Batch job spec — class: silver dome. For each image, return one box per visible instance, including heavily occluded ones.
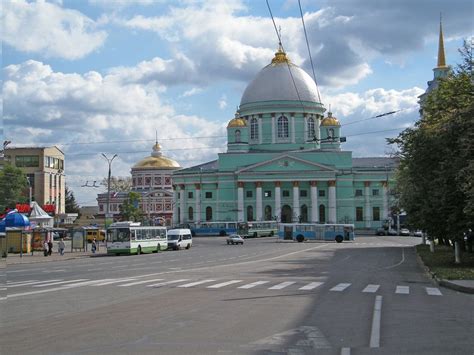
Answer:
[240,62,320,106]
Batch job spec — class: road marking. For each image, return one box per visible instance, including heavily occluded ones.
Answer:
[43,269,66,273]
[362,284,380,293]
[369,295,383,348]
[147,279,190,287]
[384,248,406,269]
[238,281,269,289]
[268,281,296,290]
[33,279,88,288]
[395,286,409,294]
[341,347,351,355]
[207,280,243,288]
[92,278,137,286]
[426,287,442,296]
[118,279,164,287]
[178,279,216,288]
[6,280,62,288]
[330,283,351,292]
[299,282,324,290]
[6,280,105,299]
[6,279,38,284]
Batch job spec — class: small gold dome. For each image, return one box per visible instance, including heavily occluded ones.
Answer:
[271,45,291,65]
[132,143,181,170]
[227,118,247,128]
[321,112,341,126]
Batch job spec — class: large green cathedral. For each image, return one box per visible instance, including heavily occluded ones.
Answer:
[172,46,398,230]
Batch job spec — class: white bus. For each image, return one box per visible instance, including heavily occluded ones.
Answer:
[237,221,278,238]
[107,221,168,255]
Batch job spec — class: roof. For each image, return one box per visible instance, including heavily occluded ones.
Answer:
[173,160,218,174]
[352,157,399,169]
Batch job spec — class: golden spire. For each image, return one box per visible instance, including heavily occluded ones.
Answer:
[271,26,290,65]
[437,14,447,68]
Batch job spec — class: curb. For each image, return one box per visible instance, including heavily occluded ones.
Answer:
[4,253,109,265]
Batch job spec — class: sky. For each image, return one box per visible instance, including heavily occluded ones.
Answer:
[2,0,473,206]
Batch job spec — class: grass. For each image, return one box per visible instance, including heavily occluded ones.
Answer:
[416,244,474,280]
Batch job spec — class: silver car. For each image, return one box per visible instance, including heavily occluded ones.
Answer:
[226,234,244,245]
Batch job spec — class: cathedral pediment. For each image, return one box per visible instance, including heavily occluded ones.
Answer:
[236,154,337,174]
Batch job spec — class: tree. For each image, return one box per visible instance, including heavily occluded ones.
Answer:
[0,164,28,212]
[119,191,143,222]
[101,176,132,192]
[65,186,80,214]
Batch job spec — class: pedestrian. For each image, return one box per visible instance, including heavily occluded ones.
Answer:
[58,238,65,256]
[91,238,97,254]
[43,240,49,257]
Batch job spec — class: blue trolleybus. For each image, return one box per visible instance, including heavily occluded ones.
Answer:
[278,223,355,243]
[187,222,238,236]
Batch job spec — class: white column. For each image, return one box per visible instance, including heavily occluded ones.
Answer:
[275,182,281,222]
[256,182,263,221]
[304,115,308,141]
[292,182,300,222]
[237,182,244,222]
[291,115,296,143]
[215,183,220,221]
[328,181,336,223]
[365,181,371,228]
[310,181,318,222]
[179,184,186,223]
[271,116,276,143]
[172,186,178,226]
[195,184,201,224]
[258,117,263,144]
[382,182,389,220]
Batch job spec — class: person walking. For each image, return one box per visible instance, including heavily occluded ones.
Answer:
[91,238,97,254]
[43,239,49,257]
[58,238,65,256]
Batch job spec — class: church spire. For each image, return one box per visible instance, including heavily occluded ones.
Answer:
[437,14,447,68]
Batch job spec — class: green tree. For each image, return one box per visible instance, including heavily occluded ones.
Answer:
[0,164,28,212]
[65,186,80,214]
[119,191,143,222]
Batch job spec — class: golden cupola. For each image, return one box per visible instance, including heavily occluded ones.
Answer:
[132,142,181,170]
[321,111,341,126]
[227,111,247,128]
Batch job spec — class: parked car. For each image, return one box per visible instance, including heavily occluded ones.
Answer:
[413,230,424,237]
[387,229,398,236]
[400,228,411,236]
[375,228,386,236]
[226,234,244,245]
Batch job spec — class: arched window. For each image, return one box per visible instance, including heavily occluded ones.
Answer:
[319,204,326,223]
[250,118,259,140]
[300,205,308,223]
[327,128,335,139]
[265,205,272,220]
[277,116,289,138]
[188,206,194,221]
[206,207,212,221]
[247,206,254,221]
[307,117,315,140]
[235,130,241,143]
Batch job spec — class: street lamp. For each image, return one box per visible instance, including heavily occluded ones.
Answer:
[101,153,117,229]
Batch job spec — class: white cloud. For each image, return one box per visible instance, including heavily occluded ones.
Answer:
[218,94,228,110]
[3,0,107,60]
[181,87,203,97]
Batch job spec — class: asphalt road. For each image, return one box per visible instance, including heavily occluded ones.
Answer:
[1,236,473,355]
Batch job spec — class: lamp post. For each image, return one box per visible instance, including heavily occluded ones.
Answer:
[101,153,117,229]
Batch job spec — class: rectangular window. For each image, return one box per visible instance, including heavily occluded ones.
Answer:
[205,192,212,199]
[372,189,379,196]
[282,190,290,197]
[246,191,253,198]
[318,190,325,197]
[188,192,193,199]
[264,190,272,198]
[356,207,364,221]
[300,190,307,197]
[16,155,39,167]
[355,189,363,197]
[373,207,380,221]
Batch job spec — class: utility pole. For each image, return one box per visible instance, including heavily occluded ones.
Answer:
[102,153,117,229]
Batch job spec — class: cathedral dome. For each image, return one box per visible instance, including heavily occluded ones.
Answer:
[132,143,181,170]
[321,112,340,126]
[227,118,247,128]
[240,48,320,106]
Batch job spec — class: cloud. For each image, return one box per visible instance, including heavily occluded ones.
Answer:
[3,0,107,60]
[181,87,203,97]
[218,95,228,110]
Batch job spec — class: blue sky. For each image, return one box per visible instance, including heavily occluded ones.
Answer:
[2,0,472,205]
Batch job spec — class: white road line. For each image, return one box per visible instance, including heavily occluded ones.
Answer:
[43,269,66,273]
[207,280,243,288]
[330,283,351,292]
[6,280,62,288]
[395,286,410,294]
[268,281,296,290]
[426,287,442,296]
[147,279,190,287]
[299,282,324,290]
[362,284,380,293]
[341,347,351,355]
[6,280,38,285]
[369,295,383,348]
[33,279,89,288]
[178,279,216,288]
[6,280,105,299]
[238,281,270,289]
[118,279,164,287]
[92,278,137,286]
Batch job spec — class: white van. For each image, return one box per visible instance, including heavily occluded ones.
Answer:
[167,229,193,250]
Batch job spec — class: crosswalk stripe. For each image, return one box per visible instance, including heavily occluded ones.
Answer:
[395,286,410,294]
[7,280,38,285]
[330,283,351,292]
[92,278,137,286]
[207,280,243,288]
[426,287,442,296]
[299,282,324,290]
[33,279,88,288]
[362,284,380,293]
[178,279,216,288]
[268,281,296,290]
[147,279,190,288]
[238,281,270,289]
[118,279,164,287]
[6,280,62,288]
